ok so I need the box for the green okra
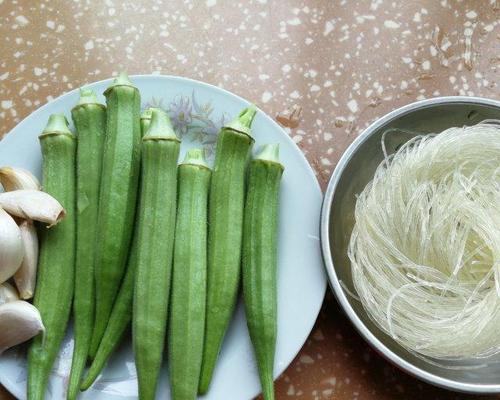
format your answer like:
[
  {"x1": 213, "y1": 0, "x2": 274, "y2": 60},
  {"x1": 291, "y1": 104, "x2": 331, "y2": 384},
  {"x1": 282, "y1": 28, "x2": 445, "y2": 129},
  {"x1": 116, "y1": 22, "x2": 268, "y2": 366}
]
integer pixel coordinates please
[
  {"x1": 81, "y1": 103, "x2": 150, "y2": 393},
  {"x1": 80, "y1": 242, "x2": 136, "y2": 391},
  {"x1": 133, "y1": 109, "x2": 180, "y2": 400},
  {"x1": 90, "y1": 72, "x2": 141, "y2": 358},
  {"x1": 28, "y1": 114, "x2": 76, "y2": 400},
  {"x1": 242, "y1": 144, "x2": 284, "y2": 400},
  {"x1": 169, "y1": 149, "x2": 211, "y2": 400},
  {"x1": 67, "y1": 89, "x2": 106, "y2": 400},
  {"x1": 199, "y1": 106, "x2": 256, "y2": 394}
]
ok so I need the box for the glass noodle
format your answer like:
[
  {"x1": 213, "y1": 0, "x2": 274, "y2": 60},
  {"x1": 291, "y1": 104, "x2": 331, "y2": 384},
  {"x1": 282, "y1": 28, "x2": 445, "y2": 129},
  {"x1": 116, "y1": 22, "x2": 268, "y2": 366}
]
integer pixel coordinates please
[{"x1": 349, "y1": 121, "x2": 500, "y2": 360}]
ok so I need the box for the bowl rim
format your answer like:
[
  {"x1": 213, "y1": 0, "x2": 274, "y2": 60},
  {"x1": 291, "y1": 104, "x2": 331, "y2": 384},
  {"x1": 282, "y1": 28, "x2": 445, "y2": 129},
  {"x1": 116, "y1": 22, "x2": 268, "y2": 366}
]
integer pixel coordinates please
[{"x1": 320, "y1": 96, "x2": 500, "y2": 394}]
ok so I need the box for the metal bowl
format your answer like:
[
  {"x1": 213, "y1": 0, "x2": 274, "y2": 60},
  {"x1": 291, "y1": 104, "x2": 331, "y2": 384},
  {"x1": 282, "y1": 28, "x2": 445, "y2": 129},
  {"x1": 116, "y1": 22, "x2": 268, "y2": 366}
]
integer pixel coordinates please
[{"x1": 320, "y1": 96, "x2": 500, "y2": 393}]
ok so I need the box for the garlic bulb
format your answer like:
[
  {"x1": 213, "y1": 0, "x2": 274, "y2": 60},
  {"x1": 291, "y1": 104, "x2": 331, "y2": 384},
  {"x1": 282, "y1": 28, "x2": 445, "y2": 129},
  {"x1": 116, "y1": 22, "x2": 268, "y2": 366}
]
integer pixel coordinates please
[
  {"x1": 0, "y1": 300, "x2": 44, "y2": 354},
  {"x1": 14, "y1": 220, "x2": 39, "y2": 299},
  {"x1": 0, "y1": 189, "x2": 65, "y2": 227},
  {"x1": 0, "y1": 282, "x2": 19, "y2": 305},
  {"x1": 0, "y1": 167, "x2": 41, "y2": 191},
  {"x1": 0, "y1": 208, "x2": 24, "y2": 284}
]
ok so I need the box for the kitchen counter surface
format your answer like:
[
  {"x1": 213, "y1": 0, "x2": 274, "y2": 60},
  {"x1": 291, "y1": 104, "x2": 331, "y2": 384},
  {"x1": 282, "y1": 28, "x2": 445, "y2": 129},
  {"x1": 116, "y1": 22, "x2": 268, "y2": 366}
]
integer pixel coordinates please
[{"x1": 0, "y1": 1, "x2": 499, "y2": 399}]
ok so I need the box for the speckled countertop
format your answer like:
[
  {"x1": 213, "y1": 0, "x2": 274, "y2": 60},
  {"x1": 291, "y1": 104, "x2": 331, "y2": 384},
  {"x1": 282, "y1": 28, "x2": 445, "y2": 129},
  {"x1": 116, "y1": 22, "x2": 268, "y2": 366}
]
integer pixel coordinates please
[{"x1": 0, "y1": 1, "x2": 499, "y2": 399}]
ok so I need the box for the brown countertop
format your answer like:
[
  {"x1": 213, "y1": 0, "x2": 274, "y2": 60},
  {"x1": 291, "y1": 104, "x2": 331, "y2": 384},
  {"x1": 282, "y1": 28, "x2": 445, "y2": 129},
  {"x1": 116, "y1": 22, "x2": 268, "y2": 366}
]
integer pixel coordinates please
[{"x1": 0, "y1": 1, "x2": 499, "y2": 399}]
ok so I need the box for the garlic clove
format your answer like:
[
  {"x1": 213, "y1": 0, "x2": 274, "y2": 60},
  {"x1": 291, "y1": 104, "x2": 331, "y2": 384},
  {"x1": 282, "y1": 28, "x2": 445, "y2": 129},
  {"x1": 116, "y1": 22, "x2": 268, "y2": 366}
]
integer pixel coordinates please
[
  {"x1": 0, "y1": 189, "x2": 65, "y2": 227},
  {"x1": 0, "y1": 208, "x2": 24, "y2": 284},
  {"x1": 0, "y1": 167, "x2": 41, "y2": 191},
  {"x1": 0, "y1": 300, "x2": 44, "y2": 354},
  {"x1": 0, "y1": 282, "x2": 19, "y2": 305},
  {"x1": 14, "y1": 220, "x2": 39, "y2": 299}
]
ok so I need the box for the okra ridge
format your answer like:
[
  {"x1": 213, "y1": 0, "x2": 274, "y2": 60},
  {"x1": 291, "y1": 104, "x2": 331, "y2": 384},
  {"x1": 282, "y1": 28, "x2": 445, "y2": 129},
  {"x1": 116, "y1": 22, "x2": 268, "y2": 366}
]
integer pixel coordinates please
[
  {"x1": 39, "y1": 113, "x2": 75, "y2": 139},
  {"x1": 72, "y1": 101, "x2": 106, "y2": 113},
  {"x1": 142, "y1": 136, "x2": 181, "y2": 143},
  {"x1": 181, "y1": 148, "x2": 211, "y2": 170},
  {"x1": 72, "y1": 88, "x2": 105, "y2": 110},
  {"x1": 253, "y1": 158, "x2": 284, "y2": 172},
  {"x1": 225, "y1": 129, "x2": 255, "y2": 146},
  {"x1": 182, "y1": 163, "x2": 211, "y2": 171},
  {"x1": 103, "y1": 84, "x2": 139, "y2": 97},
  {"x1": 254, "y1": 143, "x2": 284, "y2": 170},
  {"x1": 39, "y1": 132, "x2": 76, "y2": 139}
]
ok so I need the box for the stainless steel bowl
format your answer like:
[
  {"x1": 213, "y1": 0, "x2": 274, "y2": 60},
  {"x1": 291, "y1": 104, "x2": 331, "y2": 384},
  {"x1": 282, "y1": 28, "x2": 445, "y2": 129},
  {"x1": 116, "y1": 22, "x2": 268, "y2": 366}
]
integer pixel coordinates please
[{"x1": 321, "y1": 96, "x2": 500, "y2": 393}]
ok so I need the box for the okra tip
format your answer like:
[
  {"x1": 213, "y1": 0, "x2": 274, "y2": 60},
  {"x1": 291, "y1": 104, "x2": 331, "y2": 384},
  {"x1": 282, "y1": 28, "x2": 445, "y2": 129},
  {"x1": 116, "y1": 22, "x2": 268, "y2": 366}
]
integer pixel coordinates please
[
  {"x1": 144, "y1": 108, "x2": 179, "y2": 141},
  {"x1": 140, "y1": 108, "x2": 155, "y2": 121},
  {"x1": 225, "y1": 105, "x2": 257, "y2": 137},
  {"x1": 76, "y1": 88, "x2": 99, "y2": 106},
  {"x1": 140, "y1": 108, "x2": 157, "y2": 138},
  {"x1": 41, "y1": 113, "x2": 72, "y2": 136},
  {"x1": 238, "y1": 104, "x2": 257, "y2": 127},
  {"x1": 114, "y1": 71, "x2": 133, "y2": 86},
  {"x1": 255, "y1": 143, "x2": 281, "y2": 164},
  {"x1": 182, "y1": 148, "x2": 209, "y2": 168}
]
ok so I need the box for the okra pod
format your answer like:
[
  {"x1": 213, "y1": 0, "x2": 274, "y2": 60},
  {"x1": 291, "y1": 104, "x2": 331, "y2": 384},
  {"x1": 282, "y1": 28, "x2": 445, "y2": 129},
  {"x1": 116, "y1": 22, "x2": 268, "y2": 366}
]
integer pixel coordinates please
[
  {"x1": 90, "y1": 73, "x2": 141, "y2": 358},
  {"x1": 28, "y1": 114, "x2": 76, "y2": 400},
  {"x1": 80, "y1": 243, "x2": 136, "y2": 391},
  {"x1": 82, "y1": 104, "x2": 150, "y2": 392},
  {"x1": 169, "y1": 149, "x2": 211, "y2": 400},
  {"x1": 199, "y1": 106, "x2": 256, "y2": 394},
  {"x1": 242, "y1": 144, "x2": 284, "y2": 400},
  {"x1": 67, "y1": 89, "x2": 106, "y2": 400},
  {"x1": 133, "y1": 109, "x2": 180, "y2": 400}
]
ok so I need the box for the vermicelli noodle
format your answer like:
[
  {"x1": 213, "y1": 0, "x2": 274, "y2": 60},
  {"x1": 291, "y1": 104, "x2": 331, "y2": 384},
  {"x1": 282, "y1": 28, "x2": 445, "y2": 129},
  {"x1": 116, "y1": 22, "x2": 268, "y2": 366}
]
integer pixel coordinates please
[{"x1": 348, "y1": 121, "x2": 500, "y2": 359}]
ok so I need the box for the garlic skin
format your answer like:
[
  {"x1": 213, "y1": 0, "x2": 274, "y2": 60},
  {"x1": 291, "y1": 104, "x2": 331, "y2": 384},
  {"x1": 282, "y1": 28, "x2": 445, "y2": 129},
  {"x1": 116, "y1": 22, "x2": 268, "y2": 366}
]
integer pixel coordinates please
[
  {"x1": 0, "y1": 300, "x2": 44, "y2": 354},
  {"x1": 0, "y1": 167, "x2": 41, "y2": 191},
  {"x1": 0, "y1": 282, "x2": 19, "y2": 305},
  {"x1": 0, "y1": 208, "x2": 24, "y2": 284},
  {"x1": 14, "y1": 220, "x2": 39, "y2": 299},
  {"x1": 0, "y1": 189, "x2": 65, "y2": 227}
]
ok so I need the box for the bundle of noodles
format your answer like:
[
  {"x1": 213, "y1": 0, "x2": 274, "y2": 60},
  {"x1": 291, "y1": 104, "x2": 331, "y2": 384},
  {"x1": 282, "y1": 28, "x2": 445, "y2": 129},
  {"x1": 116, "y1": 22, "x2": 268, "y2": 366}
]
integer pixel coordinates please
[{"x1": 348, "y1": 121, "x2": 500, "y2": 359}]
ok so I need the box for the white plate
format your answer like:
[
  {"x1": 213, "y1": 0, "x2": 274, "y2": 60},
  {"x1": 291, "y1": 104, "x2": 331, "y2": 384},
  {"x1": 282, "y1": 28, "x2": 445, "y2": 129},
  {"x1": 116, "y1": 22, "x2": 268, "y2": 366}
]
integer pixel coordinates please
[{"x1": 0, "y1": 75, "x2": 326, "y2": 400}]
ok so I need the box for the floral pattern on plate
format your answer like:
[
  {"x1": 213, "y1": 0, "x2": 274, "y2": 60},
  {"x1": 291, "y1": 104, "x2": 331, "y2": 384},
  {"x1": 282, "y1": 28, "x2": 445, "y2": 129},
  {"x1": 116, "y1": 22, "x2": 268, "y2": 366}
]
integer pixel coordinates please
[{"x1": 144, "y1": 91, "x2": 228, "y2": 159}]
